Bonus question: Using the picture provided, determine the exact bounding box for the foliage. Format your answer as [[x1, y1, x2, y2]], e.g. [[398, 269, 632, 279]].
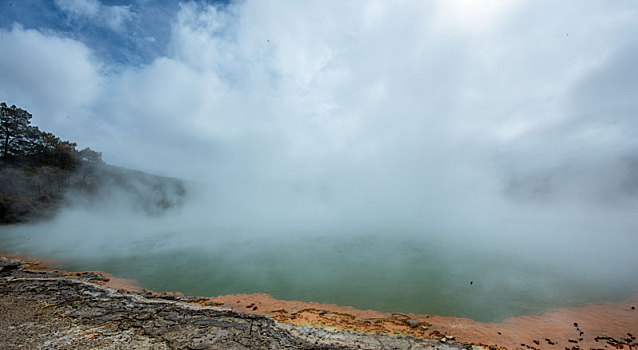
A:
[[0, 102, 93, 222], [1, 102, 35, 161], [79, 147, 103, 163], [0, 102, 186, 224], [0, 102, 86, 170]]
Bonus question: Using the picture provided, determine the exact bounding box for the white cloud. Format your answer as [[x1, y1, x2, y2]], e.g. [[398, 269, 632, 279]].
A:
[[55, 0, 100, 17], [0, 25, 101, 143], [2, 0, 638, 223], [54, 0, 133, 32]]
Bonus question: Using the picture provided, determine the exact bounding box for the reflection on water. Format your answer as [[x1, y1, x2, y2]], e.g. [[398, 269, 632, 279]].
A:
[[2, 226, 637, 322]]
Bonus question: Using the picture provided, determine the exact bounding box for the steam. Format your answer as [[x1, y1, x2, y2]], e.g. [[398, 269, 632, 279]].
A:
[[1, 0, 638, 320]]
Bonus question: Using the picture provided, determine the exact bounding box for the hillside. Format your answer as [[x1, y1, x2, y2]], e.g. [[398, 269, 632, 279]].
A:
[[0, 102, 187, 224]]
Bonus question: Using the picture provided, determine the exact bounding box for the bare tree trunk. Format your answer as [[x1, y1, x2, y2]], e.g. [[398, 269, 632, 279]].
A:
[[47, 173, 52, 196]]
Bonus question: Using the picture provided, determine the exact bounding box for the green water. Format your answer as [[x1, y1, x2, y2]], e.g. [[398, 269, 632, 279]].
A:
[[2, 227, 637, 322]]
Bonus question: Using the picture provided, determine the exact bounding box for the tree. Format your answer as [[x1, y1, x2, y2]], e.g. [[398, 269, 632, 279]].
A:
[[30, 131, 80, 170], [0, 102, 84, 170], [79, 147, 103, 163], [0, 102, 34, 162]]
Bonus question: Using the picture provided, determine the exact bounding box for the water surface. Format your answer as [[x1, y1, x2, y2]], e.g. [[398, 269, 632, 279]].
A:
[[3, 223, 637, 323]]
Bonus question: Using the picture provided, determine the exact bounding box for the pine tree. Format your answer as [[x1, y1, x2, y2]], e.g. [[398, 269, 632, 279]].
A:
[[1, 102, 36, 162]]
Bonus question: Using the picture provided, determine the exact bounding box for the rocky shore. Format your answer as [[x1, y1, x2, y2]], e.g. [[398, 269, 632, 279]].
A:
[[0, 257, 474, 350], [2, 256, 637, 350]]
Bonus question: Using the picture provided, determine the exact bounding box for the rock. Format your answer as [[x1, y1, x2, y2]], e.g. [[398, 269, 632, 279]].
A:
[[406, 319, 420, 328], [69, 309, 105, 318], [0, 261, 21, 277], [612, 337, 628, 345]]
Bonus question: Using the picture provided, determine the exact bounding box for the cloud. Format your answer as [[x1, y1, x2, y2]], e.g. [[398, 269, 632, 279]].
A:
[[0, 24, 102, 144], [1, 0, 638, 234], [54, 0, 133, 32]]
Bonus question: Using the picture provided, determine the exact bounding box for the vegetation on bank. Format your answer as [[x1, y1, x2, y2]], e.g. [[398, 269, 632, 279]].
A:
[[0, 102, 186, 224]]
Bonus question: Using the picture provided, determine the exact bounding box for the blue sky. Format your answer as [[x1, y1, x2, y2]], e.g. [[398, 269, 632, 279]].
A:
[[0, 0, 228, 66]]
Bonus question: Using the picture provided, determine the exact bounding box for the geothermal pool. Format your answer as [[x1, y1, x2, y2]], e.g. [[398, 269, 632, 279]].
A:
[[3, 222, 638, 323]]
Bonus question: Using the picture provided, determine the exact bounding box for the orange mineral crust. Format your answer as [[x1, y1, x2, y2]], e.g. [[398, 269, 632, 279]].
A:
[[199, 292, 638, 349]]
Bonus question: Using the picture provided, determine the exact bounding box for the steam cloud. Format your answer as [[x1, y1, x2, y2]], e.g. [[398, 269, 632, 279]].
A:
[[1, 0, 638, 318]]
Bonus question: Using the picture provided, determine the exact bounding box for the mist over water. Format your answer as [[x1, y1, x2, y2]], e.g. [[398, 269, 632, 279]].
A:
[[4, 175, 638, 322], [2, 1, 638, 322]]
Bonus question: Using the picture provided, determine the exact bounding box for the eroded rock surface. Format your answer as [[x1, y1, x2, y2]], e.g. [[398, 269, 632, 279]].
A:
[[0, 258, 471, 349]]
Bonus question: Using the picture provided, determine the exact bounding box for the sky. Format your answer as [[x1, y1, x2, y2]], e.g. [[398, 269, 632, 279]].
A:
[[1, 0, 638, 232]]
